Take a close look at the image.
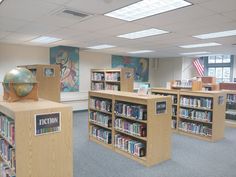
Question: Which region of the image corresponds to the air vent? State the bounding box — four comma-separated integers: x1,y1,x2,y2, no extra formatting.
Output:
53,8,93,21
62,10,89,18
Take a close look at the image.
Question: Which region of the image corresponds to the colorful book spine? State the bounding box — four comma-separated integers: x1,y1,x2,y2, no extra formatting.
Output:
114,118,146,137
173,80,192,87
178,121,212,136
0,114,15,146
90,111,112,127
90,126,112,144
92,72,104,81
172,107,177,116
114,134,146,157
105,72,120,81
105,83,119,91
180,96,212,109
0,162,16,177
91,82,104,90
114,102,147,120
227,94,236,103
180,108,212,122
90,98,112,113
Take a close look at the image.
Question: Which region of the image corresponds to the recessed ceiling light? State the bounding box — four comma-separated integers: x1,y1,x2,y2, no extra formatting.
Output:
104,0,192,21
118,28,169,39
193,29,236,39
30,36,61,44
128,50,154,54
180,51,210,56
179,42,221,48
87,44,116,49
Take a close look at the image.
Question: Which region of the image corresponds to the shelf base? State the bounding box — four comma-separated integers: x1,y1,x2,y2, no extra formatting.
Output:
225,120,236,128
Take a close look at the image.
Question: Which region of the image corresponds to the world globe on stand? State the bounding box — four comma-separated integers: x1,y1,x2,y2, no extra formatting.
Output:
3,67,37,97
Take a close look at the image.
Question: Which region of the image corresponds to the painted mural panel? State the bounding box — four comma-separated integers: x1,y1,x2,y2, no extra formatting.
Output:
50,46,79,92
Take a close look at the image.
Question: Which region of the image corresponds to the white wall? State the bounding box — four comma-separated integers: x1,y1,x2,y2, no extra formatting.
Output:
149,57,183,87
0,43,49,93
182,57,197,80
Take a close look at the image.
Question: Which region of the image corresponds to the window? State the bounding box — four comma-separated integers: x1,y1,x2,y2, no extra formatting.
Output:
204,55,234,83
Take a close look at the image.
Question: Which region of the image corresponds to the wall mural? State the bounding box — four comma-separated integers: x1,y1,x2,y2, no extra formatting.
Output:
112,55,149,82
50,46,79,92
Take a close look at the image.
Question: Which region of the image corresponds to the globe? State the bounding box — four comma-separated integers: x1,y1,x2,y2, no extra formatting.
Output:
3,67,37,97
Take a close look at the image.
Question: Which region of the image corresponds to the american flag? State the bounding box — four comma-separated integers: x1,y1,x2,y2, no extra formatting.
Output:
193,58,204,76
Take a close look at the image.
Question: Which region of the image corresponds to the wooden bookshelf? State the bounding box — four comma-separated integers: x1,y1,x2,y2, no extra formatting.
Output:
178,90,226,142
170,80,202,91
19,64,60,102
151,88,179,131
88,90,171,167
200,76,219,91
90,68,134,92
0,97,73,177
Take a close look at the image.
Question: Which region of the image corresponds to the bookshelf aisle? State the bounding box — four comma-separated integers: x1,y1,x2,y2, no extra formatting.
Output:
178,91,226,142
0,98,73,177
90,68,134,92
151,88,179,131
224,90,236,127
88,90,172,166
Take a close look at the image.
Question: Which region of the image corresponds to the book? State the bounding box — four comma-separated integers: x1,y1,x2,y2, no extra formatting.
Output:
90,126,112,144
90,98,112,113
90,111,112,127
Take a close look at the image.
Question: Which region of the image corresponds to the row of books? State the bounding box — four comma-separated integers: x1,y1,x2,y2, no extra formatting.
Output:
91,72,104,81
172,80,192,88
91,83,104,90
153,93,178,104
90,126,112,144
172,107,177,116
89,111,112,127
0,162,15,177
105,84,119,91
227,94,236,103
171,119,177,129
90,98,112,113
114,134,146,157
180,108,212,123
180,96,212,109
178,121,212,136
114,118,146,137
0,139,16,172
0,114,15,146
105,72,120,81
114,102,147,120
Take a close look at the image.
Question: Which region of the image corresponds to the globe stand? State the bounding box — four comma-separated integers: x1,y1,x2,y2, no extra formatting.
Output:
3,82,39,102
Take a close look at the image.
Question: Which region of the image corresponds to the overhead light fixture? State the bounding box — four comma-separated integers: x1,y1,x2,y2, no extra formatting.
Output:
104,0,192,21
87,44,116,49
180,51,210,56
118,28,169,39
179,42,221,48
0,0,4,5
30,36,61,44
193,29,236,39
128,50,154,54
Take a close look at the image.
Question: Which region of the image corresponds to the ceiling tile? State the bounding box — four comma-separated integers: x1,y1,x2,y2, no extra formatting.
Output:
199,0,236,13
0,17,29,32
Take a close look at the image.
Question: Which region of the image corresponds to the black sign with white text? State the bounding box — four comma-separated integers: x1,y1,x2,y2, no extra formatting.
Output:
156,101,167,115
35,112,61,136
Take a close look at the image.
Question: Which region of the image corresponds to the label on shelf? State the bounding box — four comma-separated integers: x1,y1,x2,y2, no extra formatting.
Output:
35,112,61,136
156,101,166,115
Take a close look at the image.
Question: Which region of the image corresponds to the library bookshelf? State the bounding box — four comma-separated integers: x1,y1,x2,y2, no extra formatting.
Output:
88,90,171,167
90,68,134,92
18,64,61,102
151,88,179,132
170,80,202,91
178,90,226,142
0,97,73,177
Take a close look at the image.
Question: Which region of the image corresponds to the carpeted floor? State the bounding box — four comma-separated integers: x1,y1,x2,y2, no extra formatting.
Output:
73,111,236,177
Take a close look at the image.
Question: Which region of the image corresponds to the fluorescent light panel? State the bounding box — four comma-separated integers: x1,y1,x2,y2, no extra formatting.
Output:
87,44,115,49
105,0,192,21
0,0,4,4
30,36,61,44
193,29,236,39
180,42,221,48
128,50,154,54
118,28,169,39
180,51,210,56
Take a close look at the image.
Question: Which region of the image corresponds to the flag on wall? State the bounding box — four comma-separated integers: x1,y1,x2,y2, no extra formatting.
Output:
193,58,204,76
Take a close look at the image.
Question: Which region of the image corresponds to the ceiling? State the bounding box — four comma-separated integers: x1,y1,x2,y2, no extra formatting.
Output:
0,0,236,58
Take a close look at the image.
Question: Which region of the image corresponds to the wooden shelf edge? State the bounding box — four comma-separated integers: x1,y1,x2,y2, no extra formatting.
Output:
177,129,212,142
115,128,147,141
89,121,112,130
179,116,212,125
89,136,113,149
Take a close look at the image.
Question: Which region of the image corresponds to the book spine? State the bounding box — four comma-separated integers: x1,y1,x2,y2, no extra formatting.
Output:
90,98,112,112
90,111,112,127
180,96,213,109
92,72,104,81
90,126,112,144
178,121,212,136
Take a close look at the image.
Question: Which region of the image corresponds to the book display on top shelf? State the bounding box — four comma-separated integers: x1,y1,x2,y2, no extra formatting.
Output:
170,80,202,91
88,90,171,166
151,88,179,131
0,97,73,177
199,76,219,91
178,91,226,141
90,68,134,92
